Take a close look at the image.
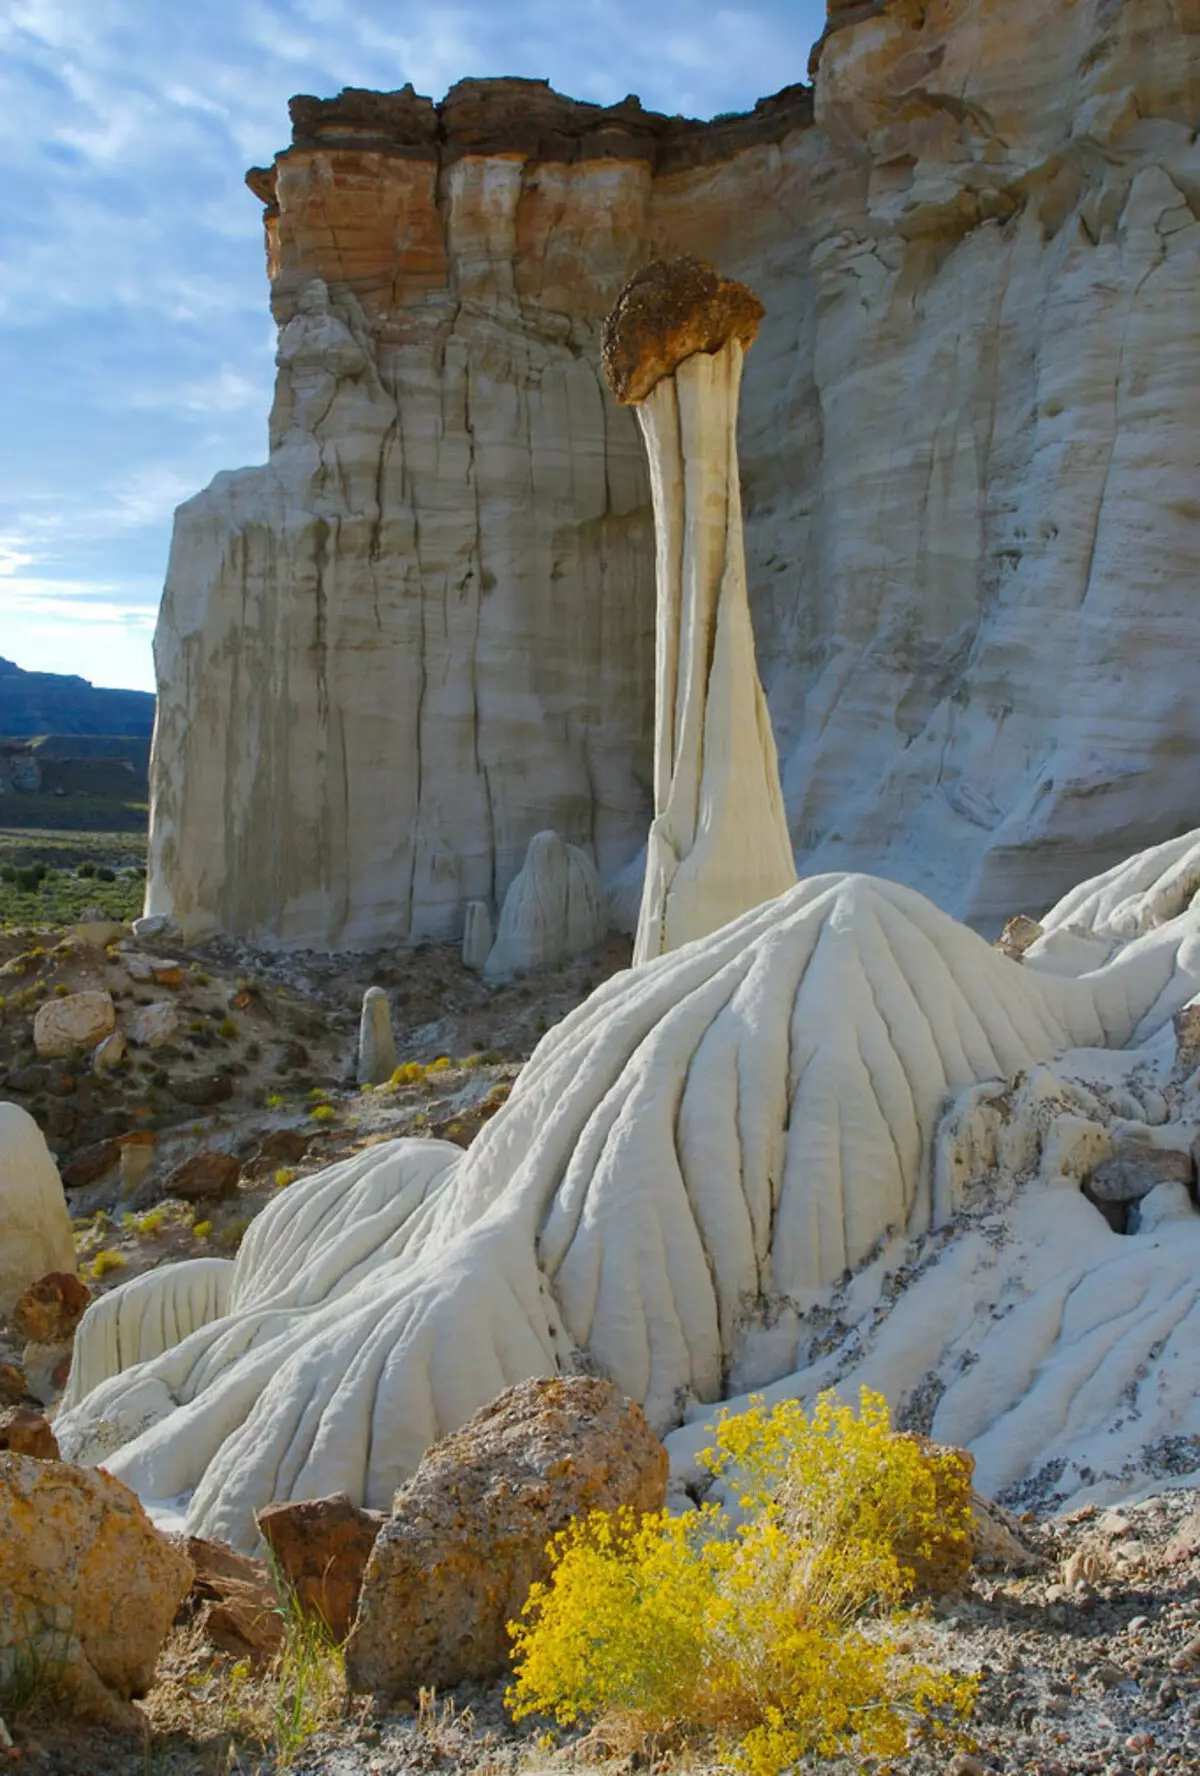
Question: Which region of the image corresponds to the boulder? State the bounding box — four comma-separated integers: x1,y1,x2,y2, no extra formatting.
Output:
167,1152,241,1203
996,914,1044,962
61,1138,120,1190
0,1103,77,1317
0,1453,193,1728
21,1340,75,1408
131,914,180,943
461,900,493,973
0,1406,59,1459
346,1376,667,1697
356,986,397,1087
67,920,129,949
93,1029,126,1072
1084,1145,1194,1204
127,1001,180,1048
257,1492,383,1642
170,1072,233,1108
12,1271,91,1346
484,831,607,982
181,1536,283,1662
32,990,116,1058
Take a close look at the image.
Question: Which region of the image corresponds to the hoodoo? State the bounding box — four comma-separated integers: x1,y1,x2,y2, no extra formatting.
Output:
602,260,797,962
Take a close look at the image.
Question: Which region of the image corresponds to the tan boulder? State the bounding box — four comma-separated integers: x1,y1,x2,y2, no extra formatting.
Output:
93,1029,126,1072
126,1001,179,1048
0,1103,77,1317
67,921,129,949
0,1406,59,1460
32,990,116,1058
346,1376,667,1698
257,1492,383,1642
0,1453,193,1728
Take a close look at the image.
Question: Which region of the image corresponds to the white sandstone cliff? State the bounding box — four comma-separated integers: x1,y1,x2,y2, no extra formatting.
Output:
148,0,1199,945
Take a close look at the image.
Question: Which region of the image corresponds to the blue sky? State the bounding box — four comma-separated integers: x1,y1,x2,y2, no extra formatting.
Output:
0,0,825,692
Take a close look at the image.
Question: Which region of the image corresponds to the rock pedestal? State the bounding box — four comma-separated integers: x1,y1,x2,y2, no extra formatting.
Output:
602,260,797,963
357,986,398,1086
461,900,493,973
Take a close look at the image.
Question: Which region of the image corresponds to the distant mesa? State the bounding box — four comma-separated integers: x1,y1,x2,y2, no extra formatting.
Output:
0,657,155,742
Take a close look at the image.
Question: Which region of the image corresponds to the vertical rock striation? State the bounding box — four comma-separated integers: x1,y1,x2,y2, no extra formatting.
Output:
148,82,812,948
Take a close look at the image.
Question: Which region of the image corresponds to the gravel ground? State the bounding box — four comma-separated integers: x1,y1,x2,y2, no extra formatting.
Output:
12,1484,1195,1776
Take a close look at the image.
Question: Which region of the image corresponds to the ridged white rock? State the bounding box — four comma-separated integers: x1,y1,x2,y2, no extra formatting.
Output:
57,835,1200,1548
483,830,606,981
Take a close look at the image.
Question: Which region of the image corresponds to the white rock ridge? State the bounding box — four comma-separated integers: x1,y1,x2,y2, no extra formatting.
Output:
0,1102,77,1316
601,261,797,964
58,834,1200,1549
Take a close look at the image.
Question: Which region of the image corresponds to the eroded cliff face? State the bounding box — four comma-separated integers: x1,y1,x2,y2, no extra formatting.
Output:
777,0,1200,927
148,79,813,947
149,0,1200,946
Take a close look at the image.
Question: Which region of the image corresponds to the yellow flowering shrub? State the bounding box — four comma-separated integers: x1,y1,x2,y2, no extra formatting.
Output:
507,1389,976,1775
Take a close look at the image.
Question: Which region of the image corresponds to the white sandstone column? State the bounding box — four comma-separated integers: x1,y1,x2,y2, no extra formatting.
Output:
602,260,797,964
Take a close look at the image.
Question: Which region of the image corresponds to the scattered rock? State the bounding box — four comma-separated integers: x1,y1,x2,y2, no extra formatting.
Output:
67,920,129,949
181,1536,283,1662
995,914,1044,961
1084,1144,1193,1204
32,990,116,1059
0,1365,32,1407
60,1138,120,1191
0,1102,77,1316
1174,1002,1200,1076
461,900,493,972
92,1028,126,1072
21,1339,75,1406
169,1071,233,1107
126,1000,180,1048
1164,1509,1200,1564
970,1490,1042,1573
257,1492,383,1641
166,1151,241,1202
347,1376,668,1698
357,986,397,1087
6,1063,49,1093
0,1405,60,1459
0,1452,193,1728
253,1127,311,1166
131,914,180,943
12,1270,90,1345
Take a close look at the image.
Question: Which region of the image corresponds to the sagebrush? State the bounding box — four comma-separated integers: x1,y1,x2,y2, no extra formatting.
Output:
507,1388,977,1775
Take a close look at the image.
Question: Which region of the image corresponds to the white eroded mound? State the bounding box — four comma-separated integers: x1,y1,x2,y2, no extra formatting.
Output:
57,853,1200,1548
667,1051,1200,1513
